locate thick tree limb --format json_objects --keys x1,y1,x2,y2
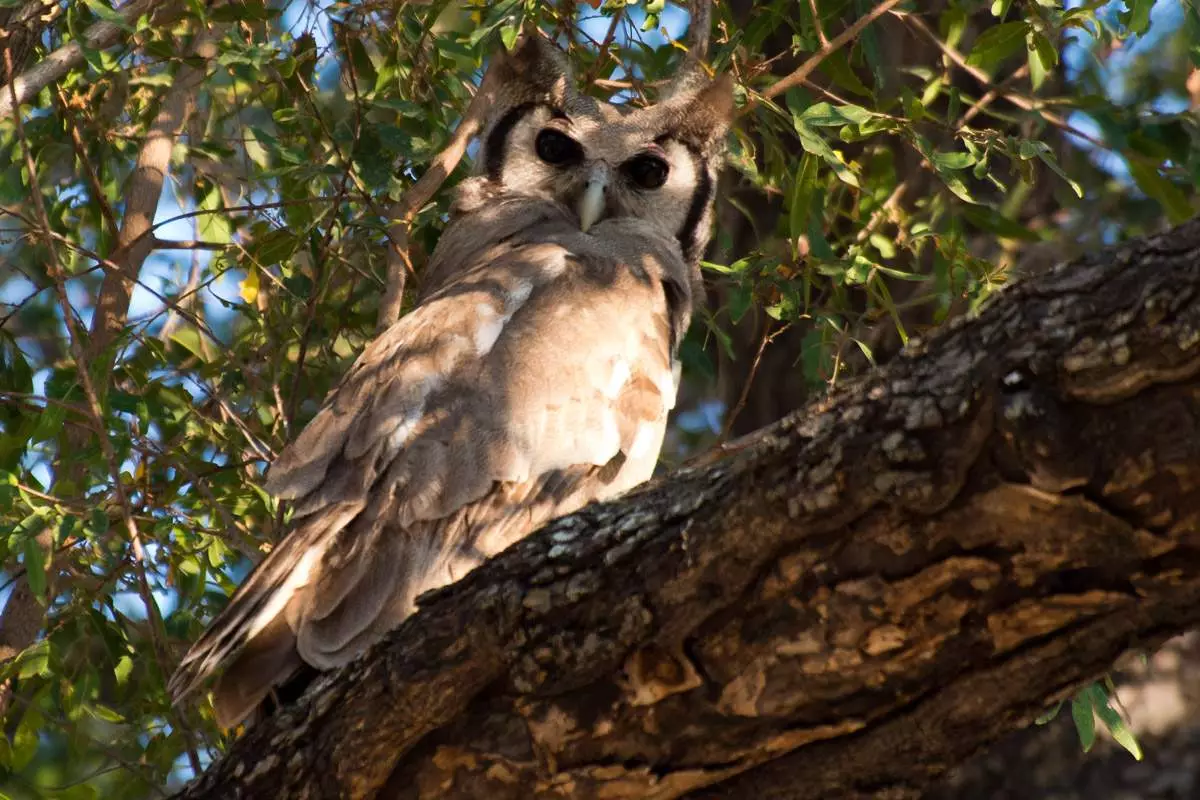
[{"x1": 176, "y1": 217, "x2": 1200, "y2": 799}]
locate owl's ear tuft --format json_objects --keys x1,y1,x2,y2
[
  {"x1": 488, "y1": 33, "x2": 571, "y2": 108},
  {"x1": 665, "y1": 72, "x2": 735, "y2": 151}
]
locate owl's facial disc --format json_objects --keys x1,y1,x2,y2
[{"x1": 578, "y1": 163, "x2": 610, "y2": 232}]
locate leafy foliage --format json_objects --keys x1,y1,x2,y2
[{"x1": 0, "y1": 0, "x2": 1195, "y2": 795}]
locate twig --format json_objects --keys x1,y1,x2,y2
[
  {"x1": 158, "y1": 248, "x2": 204, "y2": 345},
  {"x1": 0, "y1": 0, "x2": 161, "y2": 117},
  {"x1": 854, "y1": 181, "x2": 908, "y2": 245},
  {"x1": 151, "y1": 237, "x2": 234, "y2": 251},
  {"x1": 956, "y1": 63, "x2": 1031, "y2": 128},
  {"x1": 894, "y1": 10, "x2": 1110, "y2": 151},
  {"x1": 807, "y1": 0, "x2": 830, "y2": 47},
  {"x1": 583, "y1": 9, "x2": 625, "y2": 85},
  {"x1": 718, "y1": 320, "x2": 785, "y2": 442},
  {"x1": 53, "y1": 85, "x2": 120, "y2": 239},
  {"x1": 375, "y1": 66, "x2": 508, "y2": 332},
  {"x1": 758, "y1": 0, "x2": 902, "y2": 104},
  {"x1": 0, "y1": 206, "x2": 227, "y2": 347}
]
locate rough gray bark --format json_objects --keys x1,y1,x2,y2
[{"x1": 176, "y1": 218, "x2": 1200, "y2": 799}]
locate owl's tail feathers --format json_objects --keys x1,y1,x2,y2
[
  {"x1": 167, "y1": 508, "x2": 355, "y2": 729},
  {"x1": 209, "y1": 615, "x2": 302, "y2": 729}
]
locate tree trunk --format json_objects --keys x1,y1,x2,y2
[{"x1": 175, "y1": 218, "x2": 1200, "y2": 799}]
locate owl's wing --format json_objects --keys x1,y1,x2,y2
[{"x1": 168, "y1": 232, "x2": 681, "y2": 726}]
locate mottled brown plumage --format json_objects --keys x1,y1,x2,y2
[{"x1": 168, "y1": 34, "x2": 733, "y2": 728}]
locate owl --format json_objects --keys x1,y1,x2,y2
[{"x1": 168, "y1": 34, "x2": 734, "y2": 728}]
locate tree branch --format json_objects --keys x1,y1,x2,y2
[
  {"x1": 87, "y1": 25, "x2": 215, "y2": 364},
  {"x1": 0, "y1": 0, "x2": 161, "y2": 118},
  {"x1": 175, "y1": 217, "x2": 1200, "y2": 799},
  {"x1": 758, "y1": 0, "x2": 902, "y2": 103},
  {"x1": 374, "y1": 65, "x2": 505, "y2": 332}
]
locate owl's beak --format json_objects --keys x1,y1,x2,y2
[{"x1": 578, "y1": 166, "x2": 609, "y2": 233}]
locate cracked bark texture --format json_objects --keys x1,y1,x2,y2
[{"x1": 175, "y1": 218, "x2": 1200, "y2": 799}]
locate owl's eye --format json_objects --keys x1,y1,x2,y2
[
  {"x1": 623, "y1": 155, "x2": 669, "y2": 190},
  {"x1": 535, "y1": 129, "x2": 583, "y2": 166}
]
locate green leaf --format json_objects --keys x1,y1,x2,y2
[
  {"x1": 792, "y1": 119, "x2": 859, "y2": 188},
  {"x1": 868, "y1": 233, "x2": 896, "y2": 259},
  {"x1": 254, "y1": 228, "x2": 298, "y2": 266},
  {"x1": 1128, "y1": 162, "x2": 1193, "y2": 224},
  {"x1": 1122, "y1": 0, "x2": 1154, "y2": 36},
  {"x1": 940, "y1": 7, "x2": 968, "y2": 48},
  {"x1": 967, "y1": 22, "x2": 1027, "y2": 75},
  {"x1": 169, "y1": 327, "x2": 209, "y2": 362},
  {"x1": 1035, "y1": 700, "x2": 1063, "y2": 725},
  {"x1": 1027, "y1": 32, "x2": 1056, "y2": 90},
  {"x1": 82, "y1": 0, "x2": 133, "y2": 29},
  {"x1": 800, "y1": 102, "x2": 877, "y2": 126},
  {"x1": 343, "y1": 35, "x2": 378, "y2": 89},
  {"x1": 1071, "y1": 694, "x2": 1096, "y2": 752},
  {"x1": 10, "y1": 708, "x2": 40, "y2": 771},
  {"x1": 14, "y1": 640, "x2": 50, "y2": 679},
  {"x1": 962, "y1": 205, "x2": 1040, "y2": 241},
  {"x1": 821, "y1": 49, "x2": 872, "y2": 97},
  {"x1": 1093, "y1": 694, "x2": 1143, "y2": 760},
  {"x1": 1020, "y1": 141, "x2": 1083, "y2": 198},
  {"x1": 22, "y1": 532, "x2": 47, "y2": 602},
  {"x1": 113, "y1": 654, "x2": 134, "y2": 686},
  {"x1": 789, "y1": 153, "x2": 820, "y2": 241},
  {"x1": 931, "y1": 151, "x2": 976, "y2": 170},
  {"x1": 727, "y1": 282, "x2": 753, "y2": 324},
  {"x1": 914, "y1": 136, "x2": 977, "y2": 203},
  {"x1": 197, "y1": 183, "x2": 233, "y2": 245}
]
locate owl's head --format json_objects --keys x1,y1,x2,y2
[{"x1": 476, "y1": 34, "x2": 735, "y2": 265}]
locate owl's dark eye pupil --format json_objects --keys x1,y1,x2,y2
[
  {"x1": 624, "y1": 155, "x2": 669, "y2": 189},
  {"x1": 535, "y1": 129, "x2": 583, "y2": 166}
]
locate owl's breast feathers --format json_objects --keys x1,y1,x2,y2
[{"x1": 168, "y1": 198, "x2": 693, "y2": 728}]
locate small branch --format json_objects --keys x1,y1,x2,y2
[
  {"x1": 151, "y1": 237, "x2": 234, "y2": 251},
  {"x1": 53, "y1": 85, "x2": 120, "y2": 239},
  {"x1": 853, "y1": 181, "x2": 908, "y2": 245},
  {"x1": 0, "y1": 0, "x2": 161, "y2": 118},
  {"x1": 894, "y1": 11, "x2": 1110, "y2": 151},
  {"x1": 955, "y1": 63, "x2": 1031, "y2": 128},
  {"x1": 375, "y1": 68, "x2": 506, "y2": 332},
  {"x1": 807, "y1": 0, "x2": 830, "y2": 47},
  {"x1": 88, "y1": 26, "x2": 217, "y2": 366},
  {"x1": 758, "y1": 0, "x2": 902, "y2": 103},
  {"x1": 0, "y1": 205, "x2": 227, "y2": 346},
  {"x1": 583, "y1": 9, "x2": 625, "y2": 85},
  {"x1": 719, "y1": 319, "x2": 782, "y2": 442}
]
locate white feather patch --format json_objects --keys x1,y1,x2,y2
[
  {"x1": 473, "y1": 303, "x2": 503, "y2": 354},
  {"x1": 627, "y1": 420, "x2": 662, "y2": 459},
  {"x1": 605, "y1": 360, "x2": 631, "y2": 398},
  {"x1": 244, "y1": 546, "x2": 322, "y2": 641},
  {"x1": 474, "y1": 282, "x2": 533, "y2": 356},
  {"x1": 386, "y1": 375, "x2": 443, "y2": 452},
  {"x1": 604, "y1": 410, "x2": 624, "y2": 454},
  {"x1": 648, "y1": 361, "x2": 680, "y2": 412}
]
